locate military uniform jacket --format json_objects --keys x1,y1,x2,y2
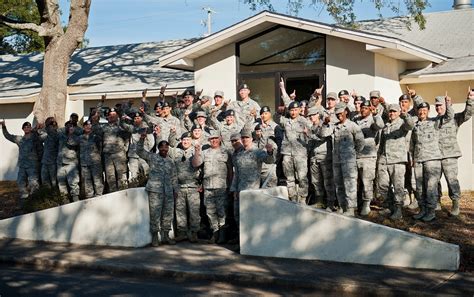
[
  {"x1": 121, "y1": 122, "x2": 154, "y2": 158},
  {"x1": 57, "y1": 131, "x2": 80, "y2": 166},
  {"x1": 209, "y1": 116, "x2": 242, "y2": 148},
  {"x1": 378, "y1": 114, "x2": 414, "y2": 164},
  {"x1": 438, "y1": 99, "x2": 472, "y2": 159},
  {"x1": 308, "y1": 123, "x2": 332, "y2": 161},
  {"x1": 278, "y1": 116, "x2": 311, "y2": 156},
  {"x1": 354, "y1": 114, "x2": 384, "y2": 159},
  {"x1": 137, "y1": 140, "x2": 178, "y2": 194},
  {"x1": 79, "y1": 133, "x2": 102, "y2": 166},
  {"x1": 92, "y1": 121, "x2": 130, "y2": 155},
  {"x1": 321, "y1": 119, "x2": 365, "y2": 163},
  {"x1": 38, "y1": 126, "x2": 59, "y2": 165},
  {"x1": 169, "y1": 147, "x2": 201, "y2": 188},
  {"x1": 255, "y1": 119, "x2": 283, "y2": 149},
  {"x1": 229, "y1": 98, "x2": 260, "y2": 124},
  {"x1": 230, "y1": 147, "x2": 275, "y2": 192},
  {"x1": 193, "y1": 147, "x2": 231, "y2": 190},
  {"x1": 2, "y1": 126, "x2": 41, "y2": 168}
]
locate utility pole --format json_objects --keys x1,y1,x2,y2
[{"x1": 201, "y1": 7, "x2": 216, "y2": 36}]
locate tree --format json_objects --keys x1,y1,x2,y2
[
  {"x1": 243, "y1": 0, "x2": 429, "y2": 29},
  {"x1": 1, "y1": 0, "x2": 91, "y2": 125}
]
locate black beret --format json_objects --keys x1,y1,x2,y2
[
  {"x1": 260, "y1": 106, "x2": 271, "y2": 114},
  {"x1": 417, "y1": 102, "x2": 430, "y2": 110},
  {"x1": 182, "y1": 90, "x2": 194, "y2": 97},
  {"x1": 226, "y1": 109, "x2": 236, "y2": 117},
  {"x1": 360, "y1": 100, "x2": 371, "y2": 107},
  {"x1": 288, "y1": 101, "x2": 299, "y2": 109},
  {"x1": 338, "y1": 90, "x2": 350, "y2": 97},
  {"x1": 399, "y1": 94, "x2": 411, "y2": 101},
  {"x1": 181, "y1": 132, "x2": 192, "y2": 139},
  {"x1": 239, "y1": 83, "x2": 250, "y2": 90}
]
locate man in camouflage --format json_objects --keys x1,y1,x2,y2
[
  {"x1": 57, "y1": 122, "x2": 81, "y2": 202},
  {"x1": 38, "y1": 117, "x2": 59, "y2": 189},
  {"x1": 79, "y1": 120, "x2": 104, "y2": 199}
]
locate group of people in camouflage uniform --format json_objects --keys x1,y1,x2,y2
[{"x1": 1, "y1": 82, "x2": 472, "y2": 246}]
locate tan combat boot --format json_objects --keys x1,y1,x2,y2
[
  {"x1": 450, "y1": 200, "x2": 460, "y2": 216},
  {"x1": 360, "y1": 201, "x2": 371, "y2": 216},
  {"x1": 151, "y1": 232, "x2": 160, "y2": 247}
]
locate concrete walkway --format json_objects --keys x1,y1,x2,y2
[{"x1": 0, "y1": 238, "x2": 472, "y2": 296}]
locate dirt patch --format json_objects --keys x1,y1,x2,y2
[{"x1": 0, "y1": 181, "x2": 472, "y2": 271}]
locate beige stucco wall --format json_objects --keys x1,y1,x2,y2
[
  {"x1": 374, "y1": 54, "x2": 406, "y2": 103},
  {"x1": 194, "y1": 44, "x2": 237, "y2": 102},
  {"x1": 0, "y1": 103, "x2": 35, "y2": 181}
]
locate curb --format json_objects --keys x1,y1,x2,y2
[{"x1": 0, "y1": 254, "x2": 444, "y2": 296}]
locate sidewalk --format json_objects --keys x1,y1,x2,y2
[{"x1": 0, "y1": 238, "x2": 472, "y2": 296}]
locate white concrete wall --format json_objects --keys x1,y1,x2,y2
[
  {"x1": 374, "y1": 53, "x2": 406, "y2": 103},
  {"x1": 194, "y1": 44, "x2": 237, "y2": 102},
  {"x1": 240, "y1": 188, "x2": 460, "y2": 271},
  {"x1": 0, "y1": 103, "x2": 34, "y2": 181},
  {"x1": 0, "y1": 188, "x2": 152, "y2": 247}
]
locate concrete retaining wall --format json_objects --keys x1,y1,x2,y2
[
  {"x1": 240, "y1": 188, "x2": 460, "y2": 271},
  {"x1": 0, "y1": 188, "x2": 151, "y2": 247}
]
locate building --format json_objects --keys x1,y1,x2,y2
[{"x1": 1, "y1": 5, "x2": 473, "y2": 189}]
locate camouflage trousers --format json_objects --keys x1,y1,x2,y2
[
  {"x1": 147, "y1": 190, "x2": 174, "y2": 233},
  {"x1": 128, "y1": 157, "x2": 149, "y2": 182},
  {"x1": 204, "y1": 188, "x2": 227, "y2": 231},
  {"x1": 17, "y1": 166, "x2": 40, "y2": 199},
  {"x1": 333, "y1": 161, "x2": 358, "y2": 209},
  {"x1": 309, "y1": 157, "x2": 335, "y2": 203},
  {"x1": 414, "y1": 160, "x2": 442, "y2": 210},
  {"x1": 440, "y1": 158, "x2": 461, "y2": 201},
  {"x1": 260, "y1": 163, "x2": 278, "y2": 188},
  {"x1": 176, "y1": 187, "x2": 201, "y2": 233},
  {"x1": 104, "y1": 152, "x2": 127, "y2": 192},
  {"x1": 282, "y1": 154, "x2": 308, "y2": 203},
  {"x1": 41, "y1": 163, "x2": 57, "y2": 189},
  {"x1": 357, "y1": 157, "x2": 377, "y2": 202},
  {"x1": 81, "y1": 164, "x2": 104, "y2": 199},
  {"x1": 377, "y1": 160, "x2": 406, "y2": 205},
  {"x1": 57, "y1": 163, "x2": 80, "y2": 201}
]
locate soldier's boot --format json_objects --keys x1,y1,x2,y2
[
  {"x1": 209, "y1": 230, "x2": 219, "y2": 244},
  {"x1": 161, "y1": 231, "x2": 176, "y2": 245},
  {"x1": 450, "y1": 200, "x2": 460, "y2": 216},
  {"x1": 188, "y1": 231, "x2": 198, "y2": 243},
  {"x1": 407, "y1": 198, "x2": 419, "y2": 210},
  {"x1": 360, "y1": 201, "x2": 371, "y2": 216},
  {"x1": 174, "y1": 231, "x2": 187, "y2": 243},
  {"x1": 151, "y1": 232, "x2": 160, "y2": 247},
  {"x1": 325, "y1": 200, "x2": 335, "y2": 212},
  {"x1": 435, "y1": 202, "x2": 442, "y2": 211},
  {"x1": 390, "y1": 205, "x2": 403, "y2": 220},
  {"x1": 421, "y1": 208, "x2": 436, "y2": 222},
  {"x1": 413, "y1": 206, "x2": 426, "y2": 220},
  {"x1": 217, "y1": 228, "x2": 226, "y2": 244},
  {"x1": 402, "y1": 190, "x2": 411, "y2": 208},
  {"x1": 343, "y1": 207, "x2": 355, "y2": 217},
  {"x1": 336, "y1": 207, "x2": 344, "y2": 214}
]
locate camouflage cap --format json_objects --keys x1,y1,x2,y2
[
  {"x1": 388, "y1": 103, "x2": 400, "y2": 112},
  {"x1": 435, "y1": 96, "x2": 445, "y2": 105},
  {"x1": 307, "y1": 107, "x2": 320, "y2": 116},
  {"x1": 200, "y1": 95, "x2": 212, "y2": 103},
  {"x1": 334, "y1": 102, "x2": 347, "y2": 114},
  {"x1": 208, "y1": 129, "x2": 221, "y2": 139},
  {"x1": 230, "y1": 133, "x2": 241, "y2": 141},
  {"x1": 326, "y1": 92, "x2": 338, "y2": 100},
  {"x1": 214, "y1": 90, "x2": 224, "y2": 97},
  {"x1": 369, "y1": 90, "x2": 381, "y2": 98},
  {"x1": 240, "y1": 129, "x2": 252, "y2": 138},
  {"x1": 196, "y1": 111, "x2": 207, "y2": 118}
]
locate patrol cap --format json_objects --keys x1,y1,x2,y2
[
  {"x1": 181, "y1": 132, "x2": 192, "y2": 139},
  {"x1": 326, "y1": 92, "x2": 338, "y2": 100},
  {"x1": 338, "y1": 90, "x2": 350, "y2": 97},
  {"x1": 399, "y1": 94, "x2": 411, "y2": 102},
  {"x1": 196, "y1": 111, "x2": 207, "y2": 118},
  {"x1": 360, "y1": 100, "x2": 371, "y2": 108},
  {"x1": 240, "y1": 129, "x2": 252, "y2": 138},
  {"x1": 435, "y1": 96, "x2": 445, "y2": 105},
  {"x1": 388, "y1": 104, "x2": 400, "y2": 112},
  {"x1": 200, "y1": 95, "x2": 212, "y2": 103},
  {"x1": 307, "y1": 107, "x2": 320, "y2": 116},
  {"x1": 288, "y1": 101, "x2": 299, "y2": 110},
  {"x1": 260, "y1": 106, "x2": 271, "y2": 115},
  {"x1": 369, "y1": 90, "x2": 381, "y2": 98},
  {"x1": 226, "y1": 109, "x2": 236, "y2": 117},
  {"x1": 208, "y1": 130, "x2": 221, "y2": 139},
  {"x1": 214, "y1": 90, "x2": 224, "y2": 97},
  {"x1": 417, "y1": 102, "x2": 430, "y2": 110},
  {"x1": 230, "y1": 133, "x2": 241, "y2": 141},
  {"x1": 182, "y1": 89, "x2": 194, "y2": 97},
  {"x1": 239, "y1": 83, "x2": 250, "y2": 90},
  {"x1": 22, "y1": 121, "x2": 31, "y2": 129},
  {"x1": 334, "y1": 102, "x2": 347, "y2": 114}
]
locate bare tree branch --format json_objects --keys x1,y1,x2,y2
[{"x1": 0, "y1": 15, "x2": 48, "y2": 35}]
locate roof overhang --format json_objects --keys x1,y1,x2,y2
[
  {"x1": 400, "y1": 71, "x2": 474, "y2": 84},
  {"x1": 159, "y1": 11, "x2": 447, "y2": 70}
]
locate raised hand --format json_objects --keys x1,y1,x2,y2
[
  {"x1": 279, "y1": 77, "x2": 285, "y2": 89},
  {"x1": 160, "y1": 84, "x2": 167, "y2": 95},
  {"x1": 101, "y1": 94, "x2": 107, "y2": 102},
  {"x1": 406, "y1": 85, "x2": 416, "y2": 98},
  {"x1": 313, "y1": 84, "x2": 324, "y2": 97},
  {"x1": 290, "y1": 90, "x2": 296, "y2": 100}
]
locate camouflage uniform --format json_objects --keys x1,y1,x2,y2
[
  {"x1": 57, "y1": 131, "x2": 80, "y2": 201},
  {"x1": 321, "y1": 118, "x2": 365, "y2": 210},
  {"x1": 377, "y1": 112, "x2": 415, "y2": 207},
  {"x1": 253, "y1": 135, "x2": 278, "y2": 188},
  {"x1": 228, "y1": 98, "x2": 260, "y2": 125},
  {"x1": 79, "y1": 132, "x2": 104, "y2": 198},
  {"x1": 437, "y1": 98, "x2": 472, "y2": 202},
  {"x1": 121, "y1": 121, "x2": 153, "y2": 182},
  {"x1": 278, "y1": 116, "x2": 312, "y2": 203},
  {"x1": 354, "y1": 113, "x2": 384, "y2": 203},
  {"x1": 2, "y1": 125, "x2": 40, "y2": 199},
  {"x1": 137, "y1": 139, "x2": 178, "y2": 233},
  {"x1": 38, "y1": 126, "x2": 59, "y2": 189},
  {"x1": 169, "y1": 146, "x2": 201, "y2": 235},
  {"x1": 209, "y1": 115, "x2": 242, "y2": 150},
  {"x1": 93, "y1": 121, "x2": 130, "y2": 192},
  {"x1": 193, "y1": 146, "x2": 231, "y2": 232}
]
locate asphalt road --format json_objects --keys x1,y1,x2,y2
[{"x1": 0, "y1": 265, "x2": 323, "y2": 297}]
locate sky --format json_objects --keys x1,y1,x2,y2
[{"x1": 59, "y1": 0, "x2": 455, "y2": 48}]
